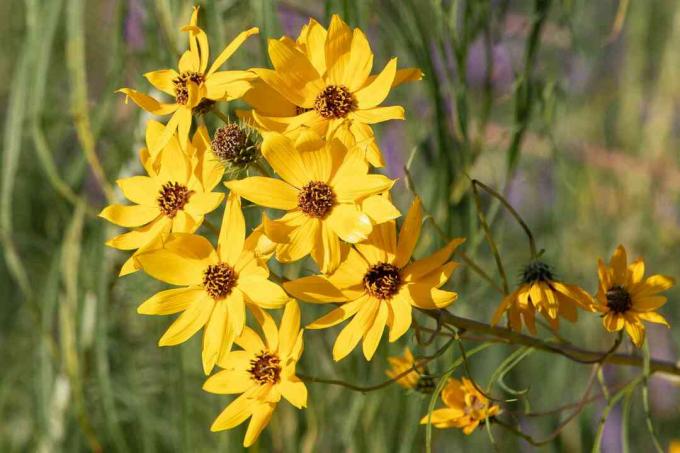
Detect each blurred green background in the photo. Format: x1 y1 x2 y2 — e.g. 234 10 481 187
1 0 679 451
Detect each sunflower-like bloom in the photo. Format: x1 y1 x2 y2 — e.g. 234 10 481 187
118 6 258 154
491 260 594 334
284 198 463 361
420 377 500 434
594 245 674 347
100 125 224 276
245 15 422 167
204 301 306 447
386 347 434 393
135 193 289 374
226 132 399 273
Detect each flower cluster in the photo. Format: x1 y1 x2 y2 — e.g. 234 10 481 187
101 6 675 445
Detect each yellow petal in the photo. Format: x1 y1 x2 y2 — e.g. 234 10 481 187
388 293 412 342
275 218 319 262
332 174 395 202
237 276 289 309
144 69 178 96
243 402 275 447
249 304 279 351
202 298 229 375
326 203 372 243
314 222 343 273
633 295 667 311
395 197 423 268
185 192 224 218
636 311 670 327
99 204 160 227
327 248 369 292
610 244 628 286
262 211 306 243
355 222 395 264
157 132 191 183
203 369 254 394
163 233 217 261
354 58 397 109
217 192 245 264
637 275 675 297
344 28 374 91
267 39 323 104
138 287 203 315
603 313 624 331
116 88 178 115
362 194 400 225
324 15 352 75
350 106 404 124
307 295 366 330
402 238 465 281
261 133 310 187
116 176 160 206
137 248 208 286
250 68 308 107
226 290 246 349
279 377 307 409
233 326 265 354
284 275 347 303
178 49 199 73
208 27 259 75
105 217 169 251
225 177 298 210
406 285 458 309
158 295 213 346
627 258 645 286
210 392 254 431
332 297 379 361
362 301 388 360
597 259 612 290
278 300 301 357
624 319 645 347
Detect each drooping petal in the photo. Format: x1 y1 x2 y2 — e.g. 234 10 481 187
158 295 214 346
210 393 254 431
362 301 388 360
243 402 275 447
202 298 229 374
326 203 372 243
332 297 380 361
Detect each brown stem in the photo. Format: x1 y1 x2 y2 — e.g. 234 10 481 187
421 309 680 376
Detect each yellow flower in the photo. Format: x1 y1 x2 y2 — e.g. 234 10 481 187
203 301 306 447
420 377 501 435
284 198 463 361
386 347 434 392
118 6 258 154
594 245 674 347
226 132 399 273
100 125 224 276
669 440 680 453
135 193 289 374
246 15 422 167
491 260 594 334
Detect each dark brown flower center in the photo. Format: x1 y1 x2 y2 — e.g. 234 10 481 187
521 260 554 284
173 71 204 105
157 182 192 218
211 124 258 166
202 263 238 299
192 98 215 115
297 181 336 218
295 106 312 115
364 262 402 300
248 351 281 385
313 85 354 119
606 285 632 314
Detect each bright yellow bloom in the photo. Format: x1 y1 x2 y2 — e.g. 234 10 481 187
284 198 463 361
420 377 501 435
669 440 680 453
226 132 399 273
594 245 674 347
118 6 258 154
386 347 434 392
245 15 422 167
204 301 306 447
135 193 289 374
491 261 594 334
100 125 224 276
